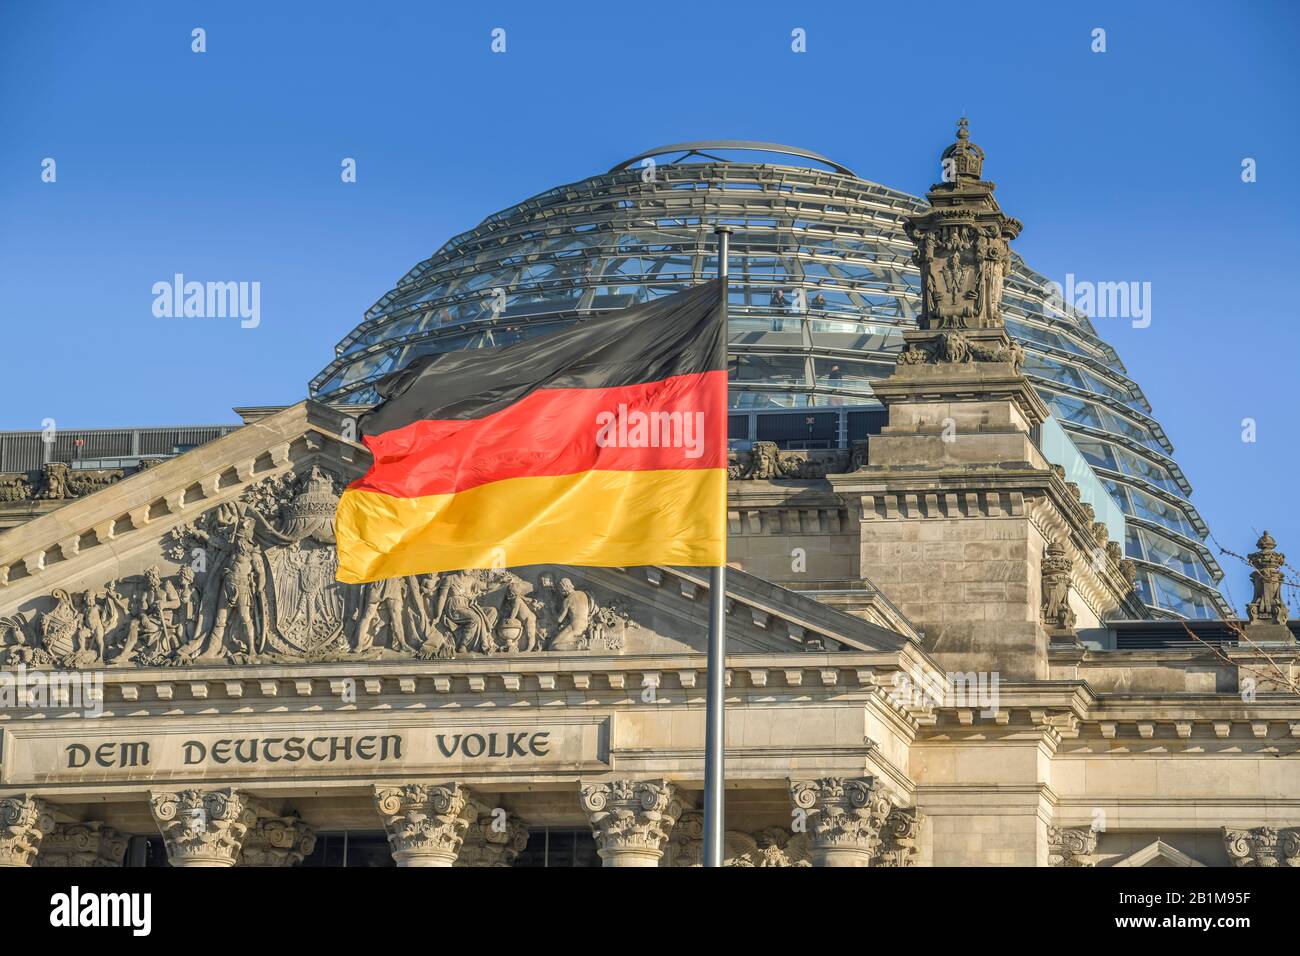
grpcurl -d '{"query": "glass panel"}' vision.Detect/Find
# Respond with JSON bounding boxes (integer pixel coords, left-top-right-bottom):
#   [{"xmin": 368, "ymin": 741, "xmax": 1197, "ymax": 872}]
[{"xmin": 731, "ymin": 353, "xmax": 807, "ymax": 388}]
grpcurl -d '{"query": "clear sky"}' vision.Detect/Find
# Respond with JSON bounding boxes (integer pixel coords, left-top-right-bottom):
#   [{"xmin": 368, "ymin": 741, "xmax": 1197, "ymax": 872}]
[{"xmin": 1, "ymin": 0, "xmax": 1297, "ymax": 608}]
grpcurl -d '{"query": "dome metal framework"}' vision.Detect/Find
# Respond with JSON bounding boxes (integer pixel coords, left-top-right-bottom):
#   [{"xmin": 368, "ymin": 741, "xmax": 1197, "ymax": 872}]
[{"xmin": 309, "ymin": 142, "xmax": 1228, "ymax": 620}]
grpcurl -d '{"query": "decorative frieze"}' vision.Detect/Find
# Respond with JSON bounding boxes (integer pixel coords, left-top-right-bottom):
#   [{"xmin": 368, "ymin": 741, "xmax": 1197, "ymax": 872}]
[
  {"xmin": 1223, "ymin": 826, "xmax": 1300, "ymax": 867},
  {"xmin": 788, "ymin": 776, "xmax": 894, "ymax": 867},
  {"xmin": 374, "ymin": 782, "xmax": 473, "ymax": 867},
  {"xmin": 149, "ymin": 788, "xmax": 262, "ymax": 867},
  {"xmin": 35, "ymin": 822, "xmax": 128, "ymax": 867},
  {"xmin": 1047, "ymin": 826, "xmax": 1097, "ymax": 867},
  {"xmin": 237, "ymin": 815, "xmax": 317, "ymax": 867},
  {"xmin": 580, "ymin": 778, "xmax": 683, "ymax": 867},
  {"xmin": 0, "ymin": 794, "xmax": 55, "ymax": 867},
  {"xmin": 0, "ymin": 468, "xmax": 637, "ymax": 669}
]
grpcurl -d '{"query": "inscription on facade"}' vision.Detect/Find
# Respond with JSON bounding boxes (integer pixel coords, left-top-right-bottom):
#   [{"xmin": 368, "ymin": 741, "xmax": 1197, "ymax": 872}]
[{"xmin": 5, "ymin": 718, "xmax": 607, "ymax": 783}]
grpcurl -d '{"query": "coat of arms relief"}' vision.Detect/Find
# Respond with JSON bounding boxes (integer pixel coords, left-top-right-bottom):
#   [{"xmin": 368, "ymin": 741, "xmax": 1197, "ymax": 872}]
[{"xmin": 0, "ymin": 466, "xmax": 637, "ymax": 669}]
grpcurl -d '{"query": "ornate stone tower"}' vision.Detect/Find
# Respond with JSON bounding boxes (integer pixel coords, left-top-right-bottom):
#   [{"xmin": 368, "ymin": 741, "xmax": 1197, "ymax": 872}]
[{"xmin": 830, "ymin": 120, "xmax": 1139, "ymax": 681}]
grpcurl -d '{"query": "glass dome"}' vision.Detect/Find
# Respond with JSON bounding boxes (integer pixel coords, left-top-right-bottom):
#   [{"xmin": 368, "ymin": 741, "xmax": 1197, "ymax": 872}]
[{"xmin": 309, "ymin": 142, "xmax": 1228, "ymax": 619}]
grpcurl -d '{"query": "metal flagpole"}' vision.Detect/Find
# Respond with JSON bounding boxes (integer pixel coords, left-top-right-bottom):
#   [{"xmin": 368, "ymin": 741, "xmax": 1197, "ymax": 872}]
[{"xmin": 704, "ymin": 224, "xmax": 732, "ymax": 867}]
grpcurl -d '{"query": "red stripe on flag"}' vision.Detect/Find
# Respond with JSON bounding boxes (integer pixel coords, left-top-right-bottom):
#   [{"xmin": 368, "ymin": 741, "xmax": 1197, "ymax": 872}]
[{"xmin": 352, "ymin": 370, "xmax": 727, "ymax": 499}]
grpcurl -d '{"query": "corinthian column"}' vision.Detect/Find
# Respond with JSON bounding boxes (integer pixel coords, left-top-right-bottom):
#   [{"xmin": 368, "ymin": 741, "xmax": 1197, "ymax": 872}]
[
  {"xmin": 580, "ymin": 779, "xmax": 683, "ymax": 867},
  {"xmin": 456, "ymin": 802, "xmax": 530, "ymax": 867},
  {"xmin": 0, "ymin": 795, "xmax": 55, "ymax": 867},
  {"xmin": 237, "ymin": 815, "xmax": 317, "ymax": 867},
  {"xmin": 1223, "ymin": 826, "xmax": 1300, "ymax": 867},
  {"xmin": 788, "ymin": 777, "xmax": 893, "ymax": 867},
  {"xmin": 149, "ymin": 788, "xmax": 262, "ymax": 868},
  {"xmin": 374, "ymin": 783, "xmax": 473, "ymax": 867},
  {"xmin": 36, "ymin": 822, "xmax": 128, "ymax": 867}
]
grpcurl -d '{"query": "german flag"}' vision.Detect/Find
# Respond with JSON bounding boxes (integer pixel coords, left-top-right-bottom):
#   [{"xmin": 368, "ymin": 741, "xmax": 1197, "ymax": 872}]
[{"xmin": 335, "ymin": 280, "xmax": 728, "ymax": 583}]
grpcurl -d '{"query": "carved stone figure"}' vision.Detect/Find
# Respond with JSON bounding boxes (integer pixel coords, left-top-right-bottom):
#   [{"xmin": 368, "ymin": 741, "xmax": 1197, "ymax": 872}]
[
  {"xmin": 1040, "ymin": 539, "xmax": 1076, "ymax": 630},
  {"xmin": 34, "ymin": 462, "xmax": 124, "ymax": 500},
  {"xmin": 497, "ymin": 578, "xmax": 540, "ymax": 652},
  {"xmin": 354, "ymin": 576, "xmax": 419, "ymax": 654},
  {"xmin": 1245, "ymin": 531, "xmax": 1288, "ymax": 625},
  {"xmin": 116, "ymin": 566, "xmax": 182, "ymax": 663},
  {"xmin": 741, "ymin": 441, "xmax": 787, "ymax": 480},
  {"xmin": 432, "ymin": 571, "xmax": 499, "ymax": 654},
  {"xmin": 551, "ymin": 577, "xmax": 592, "ymax": 650}
]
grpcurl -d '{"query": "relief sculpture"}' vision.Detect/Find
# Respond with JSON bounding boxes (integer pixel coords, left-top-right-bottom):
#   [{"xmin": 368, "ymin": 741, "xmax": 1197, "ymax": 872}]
[{"xmin": 0, "ymin": 466, "xmax": 638, "ymax": 669}]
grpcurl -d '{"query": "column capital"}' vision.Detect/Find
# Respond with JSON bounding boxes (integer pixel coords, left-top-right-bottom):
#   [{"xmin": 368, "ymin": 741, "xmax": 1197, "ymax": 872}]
[
  {"xmin": 36, "ymin": 822, "xmax": 128, "ymax": 867},
  {"xmin": 580, "ymin": 778, "xmax": 683, "ymax": 867},
  {"xmin": 374, "ymin": 782, "xmax": 473, "ymax": 867},
  {"xmin": 1224, "ymin": 826, "xmax": 1300, "ymax": 867},
  {"xmin": 456, "ymin": 801, "xmax": 529, "ymax": 867},
  {"xmin": 0, "ymin": 794, "xmax": 55, "ymax": 867},
  {"xmin": 1047, "ymin": 825, "xmax": 1098, "ymax": 867},
  {"xmin": 237, "ymin": 815, "xmax": 317, "ymax": 867},
  {"xmin": 149, "ymin": 788, "xmax": 262, "ymax": 868},
  {"xmin": 876, "ymin": 807, "xmax": 925, "ymax": 867},
  {"xmin": 789, "ymin": 776, "xmax": 894, "ymax": 866}
]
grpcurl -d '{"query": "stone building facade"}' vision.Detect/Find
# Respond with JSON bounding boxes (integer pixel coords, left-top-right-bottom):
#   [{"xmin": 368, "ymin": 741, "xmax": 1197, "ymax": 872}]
[{"xmin": 0, "ymin": 127, "xmax": 1296, "ymax": 868}]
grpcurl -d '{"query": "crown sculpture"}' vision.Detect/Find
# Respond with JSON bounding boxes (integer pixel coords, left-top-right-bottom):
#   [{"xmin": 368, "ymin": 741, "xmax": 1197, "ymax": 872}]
[{"xmin": 899, "ymin": 118, "xmax": 1025, "ymax": 367}]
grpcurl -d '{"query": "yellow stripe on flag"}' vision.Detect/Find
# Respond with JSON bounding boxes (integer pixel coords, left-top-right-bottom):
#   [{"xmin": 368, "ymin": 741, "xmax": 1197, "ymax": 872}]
[{"xmin": 336, "ymin": 467, "xmax": 726, "ymax": 583}]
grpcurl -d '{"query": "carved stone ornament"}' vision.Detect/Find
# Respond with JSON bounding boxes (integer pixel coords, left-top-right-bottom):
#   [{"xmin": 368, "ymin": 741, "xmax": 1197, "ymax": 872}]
[
  {"xmin": 0, "ymin": 461, "xmax": 139, "ymax": 502},
  {"xmin": 35, "ymin": 822, "xmax": 128, "ymax": 867},
  {"xmin": 1223, "ymin": 826, "xmax": 1300, "ymax": 867},
  {"xmin": 904, "ymin": 118, "xmax": 1022, "ymax": 334},
  {"xmin": 0, "ymin": 794, "xmax": 55, "ymax": 867},
  {"xmin": 456, "ymin": 804, "xmax": 530, "ymax": 868},
  {"xmin": 1047, "ymin": 826, "xmax": 1098, "ymax": 867},
  {"xmin": 788, "ymin": 776, "xmax": 895, "ymax": 867},
  {"xmin": 149, "ymin": 788, "xmax": 262, "ymax": 867},
  {"xmin": 728, "ymin": 442, "xmax": 850, "ymax": 481},
  {"xmin": 726, "ymin": 827, "xmax": 813, "ymax": 868},
  {"xmin": 875, "ymin": 806, "xmax": 925, "ymax": 867},
  {"xmin": 236, "ymin": 815, "xmax": 317, "ymax": 867},
  {"xmin": 896, "ymin": 329, "xmax": 1025, "ymax": 371},
  {"xmin": 1245, "ymin": 531, "xmax": 1288, "ymax": 625},
  {"xmin": 580, "ymin": 779, "xmax": 683, "ymax": 867},
  {"xmin": 374, "ymin": 782, "xmax": 473, "ymax": 867},
  {"xmin": 0, "ymin": 466, "xmax": 638, "ymax": 670},
  {"xmin": 1040, "ymin": 539, "xmax": 1077, "ymax": 630}
]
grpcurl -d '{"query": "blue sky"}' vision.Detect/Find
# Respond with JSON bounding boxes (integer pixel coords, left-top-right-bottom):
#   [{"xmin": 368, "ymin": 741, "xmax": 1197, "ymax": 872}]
[{"xmin": 1, "ymin": 0, "xmax": 1297, "ymax": 607}]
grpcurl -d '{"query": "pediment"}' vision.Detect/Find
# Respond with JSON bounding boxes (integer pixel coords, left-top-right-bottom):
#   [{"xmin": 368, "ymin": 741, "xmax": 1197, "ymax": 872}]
[
  {"xmin": 1110, "ymin": 840, "xmax": 1206, "ymax": 868},
  {"xmin": 0, "ymin": 402, "xmax": 910, "ymax": 671}
]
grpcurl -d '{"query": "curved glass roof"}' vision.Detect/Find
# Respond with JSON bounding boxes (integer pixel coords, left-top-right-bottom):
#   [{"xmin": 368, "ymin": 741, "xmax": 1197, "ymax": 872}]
[{"xmin": 310, "ymin": 143, "xmax": 1228, "ymax": 619}]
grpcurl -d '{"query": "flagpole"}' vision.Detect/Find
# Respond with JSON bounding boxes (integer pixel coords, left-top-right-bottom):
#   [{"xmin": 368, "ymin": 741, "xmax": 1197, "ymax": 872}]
[{"xmin": 704, "ymin": 224, "xmax": 731, "ymax": 868}]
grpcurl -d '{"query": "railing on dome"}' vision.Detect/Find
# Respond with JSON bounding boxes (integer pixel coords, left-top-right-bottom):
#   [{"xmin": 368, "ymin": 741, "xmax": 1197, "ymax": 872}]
[{"xmin": 609, "ymin": 141, "xmax": 858, "ymax": 177}]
